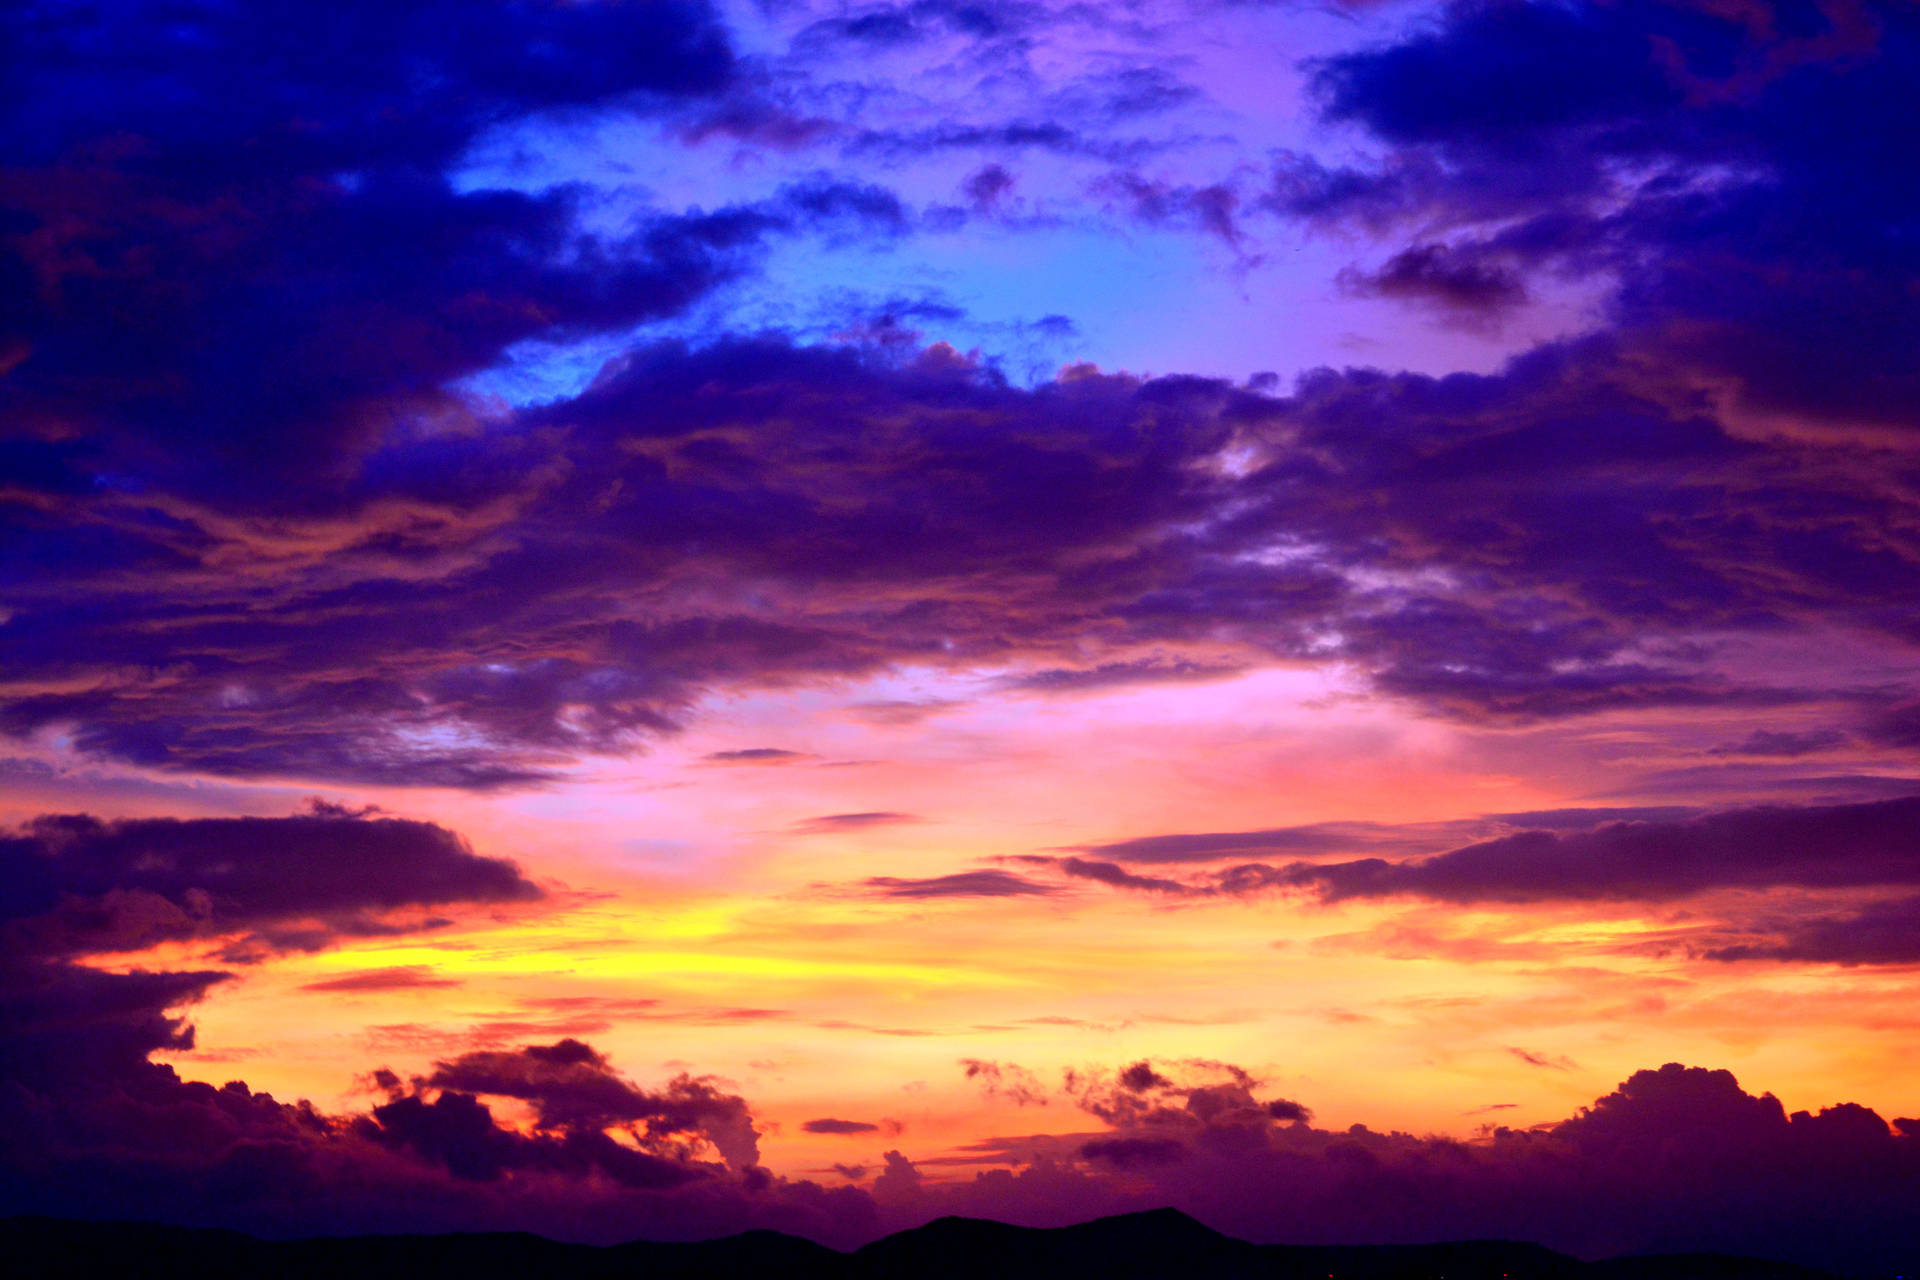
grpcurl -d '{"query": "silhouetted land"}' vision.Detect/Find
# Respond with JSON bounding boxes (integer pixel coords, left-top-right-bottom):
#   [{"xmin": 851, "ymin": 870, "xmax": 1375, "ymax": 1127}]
[{"xmin": 1, "ymin": 1206, "xmax": 1859, "ymax": 1280}]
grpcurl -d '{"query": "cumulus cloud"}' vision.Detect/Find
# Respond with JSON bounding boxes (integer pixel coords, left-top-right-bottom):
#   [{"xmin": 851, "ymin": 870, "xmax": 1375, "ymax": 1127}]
[{"xmin": 4, "ymin": 988, "xmax": 1920, "ymax": 1277}]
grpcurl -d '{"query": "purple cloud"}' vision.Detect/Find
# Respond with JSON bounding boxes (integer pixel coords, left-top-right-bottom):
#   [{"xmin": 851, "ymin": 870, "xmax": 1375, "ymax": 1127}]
[
  {"xmin": 0, "ymin": 806, "xmax": 541, "ymax": 960},
  {"xmin": 803, "ymin": 1118, "xmax": 881, "ymax": 1135},
  {"xmin": 863, "ymin": 871, "xmax": 1059, "ymax": 899}
]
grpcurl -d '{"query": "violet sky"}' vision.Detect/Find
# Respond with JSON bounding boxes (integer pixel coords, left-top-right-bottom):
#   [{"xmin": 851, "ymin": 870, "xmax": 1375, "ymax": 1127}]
[{"xmin": 4, "ymin": 1, "xmax": 1920, "ymax": 1272}]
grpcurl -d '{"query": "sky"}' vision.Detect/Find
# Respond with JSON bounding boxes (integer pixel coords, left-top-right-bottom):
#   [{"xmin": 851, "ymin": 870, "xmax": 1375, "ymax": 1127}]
[{"xmin": 4, "ymin": 0, "xmax": 1920, "ymax": 1271}]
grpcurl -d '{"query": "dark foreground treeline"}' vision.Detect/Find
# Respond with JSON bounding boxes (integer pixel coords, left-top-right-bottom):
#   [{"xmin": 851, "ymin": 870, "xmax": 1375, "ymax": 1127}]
[{"xmin": 1, "ymin": 1207, "xmax": 1859, "ymax": 1280}]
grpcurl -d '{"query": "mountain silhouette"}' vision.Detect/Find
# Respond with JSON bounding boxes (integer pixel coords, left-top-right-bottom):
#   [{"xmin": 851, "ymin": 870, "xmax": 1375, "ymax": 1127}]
[{"xmin": 2, "ymin": 1207, "xmax": 1856, "ymax": 1280}]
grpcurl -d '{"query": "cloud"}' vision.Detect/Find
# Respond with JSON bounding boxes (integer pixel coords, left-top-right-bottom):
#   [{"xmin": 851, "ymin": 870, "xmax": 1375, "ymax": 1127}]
[
  {"xmin": 0, "ymin": 958, "xmax": 230, "ymax": 1091},
  {"xmin": 803, "ymin": 1118, "xmax": 881, "ymax": 1135},
  {"xmin": 0, "ymin": 806, "xmax": 542, "ymax": 960},
  {"xmin": 704, "ymin": 748, "xmax": 810, "ymax": 764},
  {"xmin": 795, "ymin": 1, "xmax": 1033, "ymax": 51},
  {"xmin": 5, "ymin": 1000, "xmax": 1920, "ymax": 1276},
  {"xmin": 1296, "ymin": 0, "xmax": 1920, "ymax": 432},
  {"xmin": 1063, "ymin": 1058, "xmax": 1273, "ymax": 1133},
  {"xmin": 365, "ymin": 1087, "xmax": 700, "ymax": 1189},
  {"xmin": 1050, "ymin": 858, "xmax": 1192, "ymax": 895},
  {"xmin": 1098, "ymin": 172, "xmax": 1248, "ymax": 248},
  {"xmin": 1079, "ymin": 1136, "xmax": 1187, "ymax": 1168},
  {"xmin": 425, "ymin": 1039, "xmax": 760, "ymax": 1169},
  {"xmin": 1507, "ymin": 1047, "xmax": 1578, "ymax": 1072},
  {"xmin": 1068, "ymin": 821, "xmax": 1469, "ymax": 865},
  {"xmin": 1709, "ymin": 729, "xmax": 1850, "ymax": 758},
  {"xmin": 962, "ymin": 1059, "xmax": 1049, "ymax": 1106},
  {"xmin": 6, "ymin": 6, "xmax": 1920, "ymax": 801},
  {"xmin": 1283, "ymin": 795, "xmax": 1920, "ymax": 905},
  {"xmin": 300, "ymin": 967, "xmax": 463, "ymax": 993},
  {"xmin": 963, "ymin": 164, "xmax": 1016, "ymax": 210},
  {"xmin": 862, "ymin": 871, "xmax": 1059, "ymax": 899},
  {"xmin": 997, "ymin": 659, "xmax": 1248, "ymax": 695},
  {"xmin": 0, "ymin": 802, "xmax": 531, "ymax": 1107},
  {"xmin": 0, "ymin": 0, "xmax": 738, "ymax": 502},
  {"xmin": 1338, "ymin": 243, "xmax": 1527, "ymax": 319},
  {"xmin": 9, "ymin": 324, "xmax": 1917, "ymax": 786},
  {"xmin": 796, "ymin": 812, "xmax": 922, "ymax": 833},
  {"xmin": 1033, "ymin": 797, "xmax": 1920, "ymax": 917},
  {"xmin": 1030, "ymin": 798, "xmax": 1920, "ymax": 967},
  {"xmin": 1119, "ymin": 1061, "xmax": 1175, "ymax": 1092},
  {"xmin": 1704, "ymin": 893, "xmax": 1920, "ymax": 966}
]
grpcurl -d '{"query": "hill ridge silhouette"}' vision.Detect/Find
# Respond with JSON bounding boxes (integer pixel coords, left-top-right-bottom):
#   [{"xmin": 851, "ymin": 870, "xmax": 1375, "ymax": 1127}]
[{"xmin": 0, "ymin": 1209, "xmax": 1858, "ymax": 1280}]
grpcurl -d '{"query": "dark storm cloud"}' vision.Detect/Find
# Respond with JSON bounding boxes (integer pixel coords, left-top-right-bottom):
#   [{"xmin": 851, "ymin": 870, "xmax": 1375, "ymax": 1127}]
[
  {"xmin": 12, "ymin": 315, "xmax": 1920, "ymax": 785},
  {"xmin": 7, "ymin": 4, "xmax": 1920, "ymax": 789},
  {"xmin": 1297, "ymin": 0, "xmax": 1920, "ymax": 431},
  {"xmin": 0, "ymin": 959, "xmax": 230, "ymax": 1091},
  {"xmin": 0, "ymin": 807, "xmax": 540, "ymax": 959},
  {"xmin": 0, "ymin": 0, "xmax": 738, "ymax": 503}
]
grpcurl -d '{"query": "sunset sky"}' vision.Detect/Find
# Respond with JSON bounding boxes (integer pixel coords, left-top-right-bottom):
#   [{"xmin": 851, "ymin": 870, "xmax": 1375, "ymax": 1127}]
[{"xmin": 5, "ymin": 0, "xmax": 1920, "ymax": 1271}]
